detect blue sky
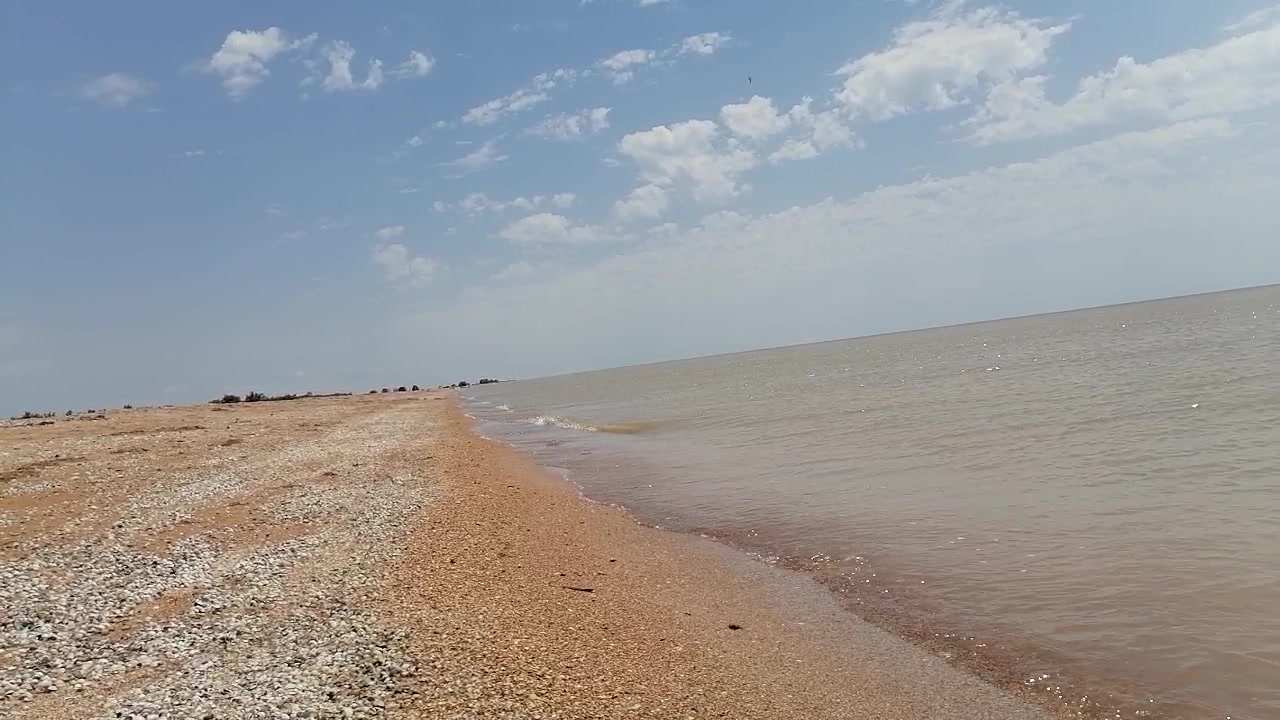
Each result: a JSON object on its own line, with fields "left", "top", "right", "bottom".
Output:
{"left": 3, "top": 0, "right": 1280, "bottom": 413}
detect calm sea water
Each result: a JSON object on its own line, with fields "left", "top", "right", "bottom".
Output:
{"left": 464, "top": 286, "right": 1280, "bottom": 720}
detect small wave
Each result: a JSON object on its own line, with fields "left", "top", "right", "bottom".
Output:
{"left": 523, "top": 415, "right": 666, "bottom": 435}
{"left": 495, "top": 403, "right": 512, "bottom": 412}
{"left": 526, "top": 415, "right": 597, "bottom": 432}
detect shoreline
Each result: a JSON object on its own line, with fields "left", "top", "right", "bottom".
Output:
{"left": 458, "top": 396, "right": 1228, "bottom": 720}
{"left": 407, "top": 395, "right": 1064, "bottom": 719}
{"left": 3, "top": 393, "right": 1063, "bottom": 718}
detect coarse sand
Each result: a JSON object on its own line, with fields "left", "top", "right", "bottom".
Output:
{"left": 1, "top": 393, "right": 1064, "bottom": 719}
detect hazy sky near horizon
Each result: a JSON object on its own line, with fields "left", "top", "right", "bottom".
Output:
{"left": 3, "top": 0, "right": 1280, "bottom": 413}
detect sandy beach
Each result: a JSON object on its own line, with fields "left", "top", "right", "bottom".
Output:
{"left": 2, "top": 392, "right": 1061, "bottom": 719}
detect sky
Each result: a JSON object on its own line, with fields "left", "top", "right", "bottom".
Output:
{"left": 3, "top": 0, "right": 1280, "bottom": 413}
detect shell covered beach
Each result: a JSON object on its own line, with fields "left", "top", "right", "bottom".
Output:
{"left": 1, "top": 393, "right": 1059, "bottom": 720}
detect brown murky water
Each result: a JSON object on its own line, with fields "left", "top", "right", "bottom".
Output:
{"left": 466, "top": 285, "right": 1280, "bottom": 719}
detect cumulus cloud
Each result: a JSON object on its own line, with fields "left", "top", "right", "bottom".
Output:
{"left": 720, "top": 96, "right": 792, "bottom": 140}
{"left": 599, "top": 49, "right": 657, "bottom": 84}
{"left": 205, "top": 27, "right": 312, "bottom": 99}
{"left": 614, "top": 184, "right": 670, "bottom": 221}
{"left": 320, "top": 41, "right": 384, "bottom": 91}
{"left": 393, "top": 50, "right": 435, "bottom": 79}
{"left": 405, "top": 119, "right": 1276, "bottom": 380}
{"left": 966, "top": 20, "right": 1280, "bottom": 144}
{"left": 81, "top": 73, "right": 150, "bottom": 108}
{"left": 617, "top": 119, "right": 757, "bottom": 202}
{"left": 834, "top": 5, "right": 1068, "bottom": 120}
{"left": 438, "top": 192, "right": 578, "bottom": 216}
{"left": 768, "top": 138, "right": 819, "bottom": 163}
{"left": 205, "top": 28, "right": 429, "bottom": 98}
{"left": 372, "top": 243, "right": 440, "bottom": 286}
{"left": 526, "top": 107, "right": 611, "bottom": 140}
{"left": 680, "top": 32, "right": 731, "bottom": 56}
{"left": 374, "top": 225, "right": 405, "bottom": 240}
{"left": 497, "top": 213, "right": 610, "bottom": 244}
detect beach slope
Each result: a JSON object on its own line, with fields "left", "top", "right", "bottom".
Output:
{"left": 1, "top": 393, "right": 1057, "bottom": 719}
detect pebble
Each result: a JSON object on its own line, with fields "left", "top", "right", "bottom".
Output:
{"left": 0, "top": 408, "right": 439, "bottom": 720}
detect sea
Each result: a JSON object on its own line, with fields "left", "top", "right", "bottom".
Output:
{"left": 462, "top": 285, "right": 1280, "bottom": 720}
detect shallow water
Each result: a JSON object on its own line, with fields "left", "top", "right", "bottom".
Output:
{"left": 465, "top": 285, "right": 1280, "bottom": 719}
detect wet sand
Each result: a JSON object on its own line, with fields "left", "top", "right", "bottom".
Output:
{"left": 1, "top": 393, "right": 1063, "bottom": 719}
{"left": 392, "top": 397, "right": 1061, "bottom": 719}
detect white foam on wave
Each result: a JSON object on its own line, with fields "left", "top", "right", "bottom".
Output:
{"left": 495, "top": 403, "right": 512, "bottom": 412}
{"left": 525, "top": 415, "right": 598, "bottom": 433}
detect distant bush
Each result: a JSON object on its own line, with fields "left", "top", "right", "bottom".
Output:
{"left": 214, "top": 394, "right": 242, "bottom": 404}
{"left": 368, "top": 390, "right": 378, "bottom": 394}
{"left": 65, "top": 410, "right": 73, "bottom": 416}
{"left": 123, "top": 404, "right": 133, "bottom": 410}
{"left": 381, "top": 388, "right": 389, "bottom": 393}
{"left": 411, "top": 385, "right": 420, "bottom": 391}
{"left": 244, "top": 391, "right": 267, "bottom": 402}
{"left": 457, "top": 381, "right": 469, "bottom": 388}
{"left": 396, "top": 386, "right": 406, "bottom": 392}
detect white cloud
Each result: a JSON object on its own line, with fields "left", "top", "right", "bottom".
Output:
{"left": 205, "top": 27, "right": 311, "bottom": 99}
{"left": 768, "top": 138, "right": 819, "bottom": 163}
{"left": 393, "top": 50, "right": 435, "bottom": 79}
{"left": 406, "top": 135, "right": 425, "bottom": 147}
{"left": 967, "top": 21, "right": 1280, "bottom": 144}
{"left": 372, "top": 243, "right": 440, "bottom": 286}
{"left": 497, "top": 213, "right": 609, "bottom": 244}
{"left": 458, "top": 193, "right": 504, "bottom": 214}
{"left": 617, "top": 119, "right": 757, "bottom": 202}
{"left": 526, "top": 107, "right": 611, "bottom": 139}
{"left": 595, "top": 32, "right": 728, "bottom": 84}
{"left": 183, "top": 150, "right": 208, "bottom": 158}
{"left": 599, "top": 49, "right": 657, "bottom": 84}
{"left": 775, "top": 99, "right": 857, "bottom": 156}
{"left": 374, "top": 225, "right": 405, "bottom": 240}
{"left": 444, "top": 138, "right": 509, "bottom": 173}
{"left": 1223, "top": 4, "right": 1280, "bottom": 33}
{"left": 614, "top": 184, "right": 670, "bottom": 221}
{"left": 720, "top": 95, "right": 791, "bottom": 140}
{"left": 406, "top": 119, "right": 1277, "bottom": 378}
{"left": 441, "top": 192, "right": 579, "bottom": 215}
{"left": 490, "top": 260, "right": 548, "bottom": 284}
{"left": 834, "top": 5, "right": 1068, "bottom": 120}
{"left": 463, "top": 69, "right": 576, "bottom": 125}
{"left": 81, "top": 73, "right": 150, "bottom": 108}
{"left": 321, "top": 41, "right": 384, "bottom": 91}
{"left": 680, "top": 31, "right": 731, "bottom": 56}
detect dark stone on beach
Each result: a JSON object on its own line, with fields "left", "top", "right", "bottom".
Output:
{"left": 728, "top": 624, "right": 742, "bottom": 630}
